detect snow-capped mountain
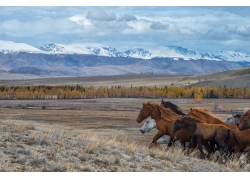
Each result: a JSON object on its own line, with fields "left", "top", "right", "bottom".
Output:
{"left": 40, "top": 44, "right": 67, "bottom": 53}
{"left": 0, "top": 40, "right": 41, "bottom": 54}
{"left": 124, "top": 48, "right": 152, "bottom": 59}
{"left": 86, "top": 47, "right": 128, "bottom": 57}
{"left": 1, "top": 40, "right": 250, "bottom": 62}
{"left": 155, "top": 46, "right": 221, "bottom": 60}
{"left": 215, "top": 50, "right": 250, "bottom": 62}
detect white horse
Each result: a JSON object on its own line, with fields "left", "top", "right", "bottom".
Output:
{"left": 140, "top": 117, "right": 189, "bottom": 147}
{"left": 224, "top": 110, "right": 247, "bottom": 124}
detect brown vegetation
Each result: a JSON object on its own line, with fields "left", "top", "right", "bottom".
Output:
{"left": 0, "top": 84, "right": 250, "bottom": 100}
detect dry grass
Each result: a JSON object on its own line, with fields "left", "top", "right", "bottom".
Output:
{"left": 0, "top": 118, "right": 249, "bottom": 172}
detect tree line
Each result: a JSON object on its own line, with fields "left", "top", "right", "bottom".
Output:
{"left": 0, "top": 85, "right": 250, "bottom": 100}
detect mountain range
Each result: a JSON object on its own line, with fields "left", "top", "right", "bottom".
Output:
{"left": 0, "top": 40, "right": 250, "bottom": 78}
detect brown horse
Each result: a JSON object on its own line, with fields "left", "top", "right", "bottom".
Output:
{"left": 161, "top": 100, "right": 218, "bottom": 151}
{"left": 136, "top": 102, "right": 191, "bottom": 148}
{"left": 187, "top": 107, "right": 250, "bottom": 153}
{"left": 237, "top": 109, "right": 250, "bottom": 131}
{"left": 136, "top": 102, "right": 213, "bottom": 154}
{"left": 172, "top": 115, "right": 241, "bottom": 159}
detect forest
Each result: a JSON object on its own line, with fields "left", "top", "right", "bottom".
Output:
{"left": 0, "top": 84, "right": 250, "bottom": 101}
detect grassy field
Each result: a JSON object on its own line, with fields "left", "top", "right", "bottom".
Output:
{"left": 0, "top": 98, "right": 250, "bottom": 172}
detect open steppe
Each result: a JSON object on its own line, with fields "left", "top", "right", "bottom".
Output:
{"left": 1, "top": 98, "right": 250, "bottom": 172}
{"left": 1, "top": 67, "right": 250, "bottom": 89}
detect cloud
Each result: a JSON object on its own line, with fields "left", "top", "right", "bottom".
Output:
{"left": 150, "top": 22, "right": 169, "bottom": 30}
{"left": 122, "top": 14, "right": 137, "bottom": 21}
{"left": 226, "top": 25, "right": 250, "bottom": 37}
{"left": 86, "top": 10, "right": 116, "bottom": 21}
{"left": 0, "top": 17, "right": 83, "bottom": 37}
{"left": 204, "top": 29, "right": 228, "bottom": 40}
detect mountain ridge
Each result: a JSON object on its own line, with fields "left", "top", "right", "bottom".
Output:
{"left": 1, "top": 40, "right": 250, "bottom": 62}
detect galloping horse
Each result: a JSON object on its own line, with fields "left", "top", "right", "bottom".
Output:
{"left": 140, "top": 117, "right": 189, "bottom": 147}
{"left": 237, "top": 109, "right": 250, "bottom": 131}
{"left": 172, "top": 115, "right": 241, "bottom": 158}
{"left": 136, "top": 102, "right": 213, "bottom": 154}
{"left": 187, "top": 107, "right": 250, "bottom": 153}
{"left": 224, "top": 111, "right": 244, "bottom": 124}
{"left": 136, "top": 102, "right": 191, "bottom": 149}
{"left": 160, "top": 99, "right": 218, "bottom": 150}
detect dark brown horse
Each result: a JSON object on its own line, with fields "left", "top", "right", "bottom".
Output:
{"left": 161, "top": 99, "right": 218, "bottom": 151}
{"left": 187, "top": 107, "right": 250, "bottom": 153}
{"left": 237, "top": 109, "right": 250, "bottom": 131}
{"left": 161, "top": 99, "right": 186, "bottom": 116}
{"left": 136, "top": 102, "right": 213, "bottom": 154}
{"left": 160, "top": 99, "right": 186, "bottom": 147}
{"left": 172, "top": 115, "right": 241, "bottom": 159}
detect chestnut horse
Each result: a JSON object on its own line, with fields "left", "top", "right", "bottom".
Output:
{"left": 136, "top": 102, "right": 213, "bottom": 154}
{"left": 161, "top": 100, "right": 218, "bottom": 151}
{"left": 172, "top": 115, "right": 241, "bottom": 158}
{"left": 187, "top": 107, "right": 250, "bottom": 153}
{"left": 237, "top": 109, "right": 250, "bottom": 131}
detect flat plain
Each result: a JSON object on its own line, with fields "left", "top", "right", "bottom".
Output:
{"left": 1, "top": 70, "right": 250, "bottom": 171}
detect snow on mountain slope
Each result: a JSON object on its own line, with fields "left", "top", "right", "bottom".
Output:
{"left": 40, "top": 44, "right": 67, "bottom": 53}
{"left": 151, "top": 46, "right": 222, "bottom": 60}
{"left": 86, "top": 47, "right": 128, "bottom": 57}
{"left": 215, "top": 50, "right": 250, "bottom": 62}
{"left": 1, "top": 40, "right": 250, "bottom": 62}
{"left": 124, "top": 48, "right": 152, "bottom": 59}
{"left": 0, "top": 40, "right": 41, "bottom": 54}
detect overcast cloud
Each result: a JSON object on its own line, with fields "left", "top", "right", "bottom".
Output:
{"left": 0, "top": 6, "right": 250, "bottom": 53}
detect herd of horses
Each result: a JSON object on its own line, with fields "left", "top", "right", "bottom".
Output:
{"left": 136, "top": 100, "right": 250, "bottom": 161}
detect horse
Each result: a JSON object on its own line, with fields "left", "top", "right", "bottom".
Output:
{"left": 237, "top": 109, "right": 250, "bottom": 131}
{"left": 172, "top": 115, "right": 241, "bottom": 159}
{"left": 161, "top": 99, "right": 218, "bottom": 150}
{"left": 224, "top": 111, "right": 244, "bottom": 124}
{"left": 187, "top": 107, "right": 250, "bottom": 153}
{"left": 161, "top": 99, "right": 186, "bottom": 116}
{"left": 160, "top": 99, "right": 187, "bottom": 147}
{"left": 136, "top": 102, "right": 213, "bottom": 154}
{"left": 140, "top": 117, "right": 189, "bottom": 147}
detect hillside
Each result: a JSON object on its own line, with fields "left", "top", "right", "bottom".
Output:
{"left": 1, "top": 68, "right": 250, "bottom": 89}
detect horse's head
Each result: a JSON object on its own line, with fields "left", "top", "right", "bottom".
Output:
{"left": 232, "top": 111, "right": 244, "bottom": 119}
{"left": 136, "top": 102, "right": 155, "bottom": 123}
{"left": 140, "top": 117, "right": 156, "bottom": 134}
{"left": 237, "top": 109, "right": 250, "bottom": 131}
{"left": 186, "top": 108, "right": 196, "bottom": 117}
{"left": 224, "top": 115, "right": 236, "bottom": 124}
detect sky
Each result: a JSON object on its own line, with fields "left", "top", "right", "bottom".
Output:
{"left": 1, "top": 1, "right": 250, "bottom": 54}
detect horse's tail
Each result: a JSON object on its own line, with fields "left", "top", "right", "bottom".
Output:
{"left": 229, "top": 129, "right": 241, "bottom": 146}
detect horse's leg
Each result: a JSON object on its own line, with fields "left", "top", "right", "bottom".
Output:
{"left": 182, "top": 142, "right": 186, "bottom": 151}
{"left": 167, "top": 137, "right": 174, "bottom": 147}
{"left": 215, "top": 132, "right": 231, "bottom": 159}
{"left": 203, "top": 141, "right": 213, "bottom": 157}
{"left": 209, "top": 141, "right": 217, "bottom": 152}
{"left": 149, "top": 130, "right": 165, "bottom": 149}
{"left": 196, "top": 138, "right": 205, "bottom": 159}
{"left": 187, "top": 137, "right": 196, "bottom": 155}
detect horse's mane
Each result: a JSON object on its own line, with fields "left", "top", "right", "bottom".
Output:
{"left": 190, "top": 107, "right": 222, "bottom": 121}
{"left": 181, "top": 115, "right": 206, "bottom": 124}
{"left": 161, "top": 99, "right": 186, "bottom": 115}
{"left": 146, "top": 102, "right": 178, "bottom": 121}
